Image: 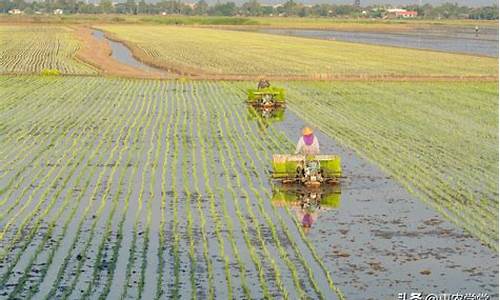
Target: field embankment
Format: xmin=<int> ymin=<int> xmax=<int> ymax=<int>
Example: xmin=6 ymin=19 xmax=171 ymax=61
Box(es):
xmin=98 ymin=25 xmax=498 ymax=78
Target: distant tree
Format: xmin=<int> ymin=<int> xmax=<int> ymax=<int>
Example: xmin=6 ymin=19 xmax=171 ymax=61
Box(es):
xmin=0 ymin=0 xmax=7 ymax=13
xmin=0 ymin=0 xmax=16 ymax=12
xmin=137 ymin=0 xmax=147 ymax=14
xmin=470 ymin=5 xmax=498 ymax=20
xmin=193 ymin=0 xmax=208 ymax=15
xmin=157 ymin=0 xmax=183 ymax=14
xmin=209 ymin=2 xmax=236 ymax=16
xmin=116 ymin=2 xmax=133 ymax=13
xmin=0 ymin=0 xmax=496 ymax=20
xmin=180 ymin=3 xmax=192 ymax=15
xmin=125 ymin=0 xmax=136 ymax=14
xmin=261 ymin=5 xmax=272 ymax=15
xmin=297 ymin=5 xmax=308 ymax=17
xmin=241 ymin=0 xmax=261 ymax=16
xmin=333 ymin=5 xmax=355 ymax=16
xmin=12 ymin=0 xmax=27 ymax=10
xmin=282 ymin=0 xmax=297 ymax=16
xmin=420 ymin=3 xmax=433 ymax=18
xmin=100 ymin=0 xmax=113 ymax=13
xmin=311 ymin=4 xmax=332 ymax=17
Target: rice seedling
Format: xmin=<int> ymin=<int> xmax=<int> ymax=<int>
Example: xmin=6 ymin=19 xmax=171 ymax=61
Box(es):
xmin=98 ymin=25 xmax=497 ymax=77
xmin=3 ymin=75 xmax=494 ymax=300
xmin=0 ymin=25 xmax=96 ymax=74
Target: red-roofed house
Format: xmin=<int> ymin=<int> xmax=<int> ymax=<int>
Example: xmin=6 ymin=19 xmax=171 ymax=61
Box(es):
xmin=386 ymin=8 xmax=418 ymax=18
xmin=395 ymin=10 xmax=418 ymax=18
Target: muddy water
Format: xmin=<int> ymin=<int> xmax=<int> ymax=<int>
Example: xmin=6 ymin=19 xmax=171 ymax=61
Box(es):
xmin=271 ymin=109 xmax=499 ymax=299
xmin=259 ymin=28 xmax=499 ymax=57
xmin=2 ymin=78 xmax=497 ymax=299
xmin=91 ymin=30 xmax=168 ymax=74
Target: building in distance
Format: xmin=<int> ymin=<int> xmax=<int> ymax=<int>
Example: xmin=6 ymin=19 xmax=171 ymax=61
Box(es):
xmin=386 ymin=8 xmax=418 ymax=18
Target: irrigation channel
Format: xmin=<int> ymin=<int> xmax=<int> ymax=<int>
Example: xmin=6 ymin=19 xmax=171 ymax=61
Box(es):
xmin=258 ymin=27 xmax=499 ymax=57
xmin=92 ymin=30 xmax=169 ymax=75
xmin=0 ymin=77 xmax=497 ymax=299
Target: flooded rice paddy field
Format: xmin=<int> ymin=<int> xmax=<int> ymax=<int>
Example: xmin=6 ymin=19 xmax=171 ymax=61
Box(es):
xmin=275 ymin=111 xmax=498 ymax=299
xmin=258 ymin=26 xmax=499 ymax=57
xmin=0 ymin=76 xmax=497 ymax=299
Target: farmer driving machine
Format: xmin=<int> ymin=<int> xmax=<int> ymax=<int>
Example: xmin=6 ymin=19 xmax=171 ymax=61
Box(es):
xmin=271 ymin=154 xmax=342 ymax=188
xmin=247 ymin=80 xmax=285 ymax=108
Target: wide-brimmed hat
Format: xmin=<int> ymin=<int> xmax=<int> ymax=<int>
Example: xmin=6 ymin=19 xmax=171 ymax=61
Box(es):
xmin=302 ymin=127 xmax=313 ymax=136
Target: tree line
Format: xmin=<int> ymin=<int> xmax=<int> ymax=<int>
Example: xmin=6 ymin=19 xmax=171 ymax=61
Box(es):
xmin=1 ymin=0 xmax=498 ymax=20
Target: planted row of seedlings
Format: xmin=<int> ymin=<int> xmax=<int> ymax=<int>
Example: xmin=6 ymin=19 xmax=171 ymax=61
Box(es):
xmin=0 ymin=26 xmax=96 ymax=75
xmin=99 ymin=25 xmax=498 ymax=78
xmin=220 ymin=81 xmax=345 ymax=299
xmin=0 ymin=78 xmax=111 ymax=231
xmin=204 ymin=81 xmax=344 ymax=299
xmin=0 ymin=77 xmax=117 ymax=254
xmin=279 ymin=81 xmax=498 ymax=250
xmin=0 ymin=77 xmax=137 ymax=298
xmin=0 ymin=76 xmax=344 ymax=299
xmin=204 ymin=83 xmax=288 ymax=298
xmin=0 ymin=77 xmax=101 ymax=199
xmin=208 ymin=83 xmax=304 ymax=298
xmin=70 ymin=80 xmax=161 ymax=299
xmin=192 ymin=84 xmax=246 ymax=299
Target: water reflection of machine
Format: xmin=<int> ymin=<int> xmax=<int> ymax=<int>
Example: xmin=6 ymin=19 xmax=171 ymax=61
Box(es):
xmin=246 ymin=81 xmax=286 ymax=128
xmin=272 ymin=185 xmax=341 ymax=233
xmin=247 ymin=105 xmax=285 ymax=123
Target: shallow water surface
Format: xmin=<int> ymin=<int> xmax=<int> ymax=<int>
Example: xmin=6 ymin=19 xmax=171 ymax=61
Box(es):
xmin=92 ymin=30 xmax=168 ymax=74
xmin=271 ymin=109 xmax=499 ymax=299
xmin=259 ymin=28 xmax=499 ymax=57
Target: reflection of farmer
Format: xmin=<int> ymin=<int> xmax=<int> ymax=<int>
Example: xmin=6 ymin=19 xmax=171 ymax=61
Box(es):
xmin=295 ymin=127 xmax=320 ymax=155
xmin=302 ymin=212 xmax=314 ymax=227
xmin=294 ymin=192 xmax=320 ymax=234
xmin=294 ymin=208 xmax=318 ymax=234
